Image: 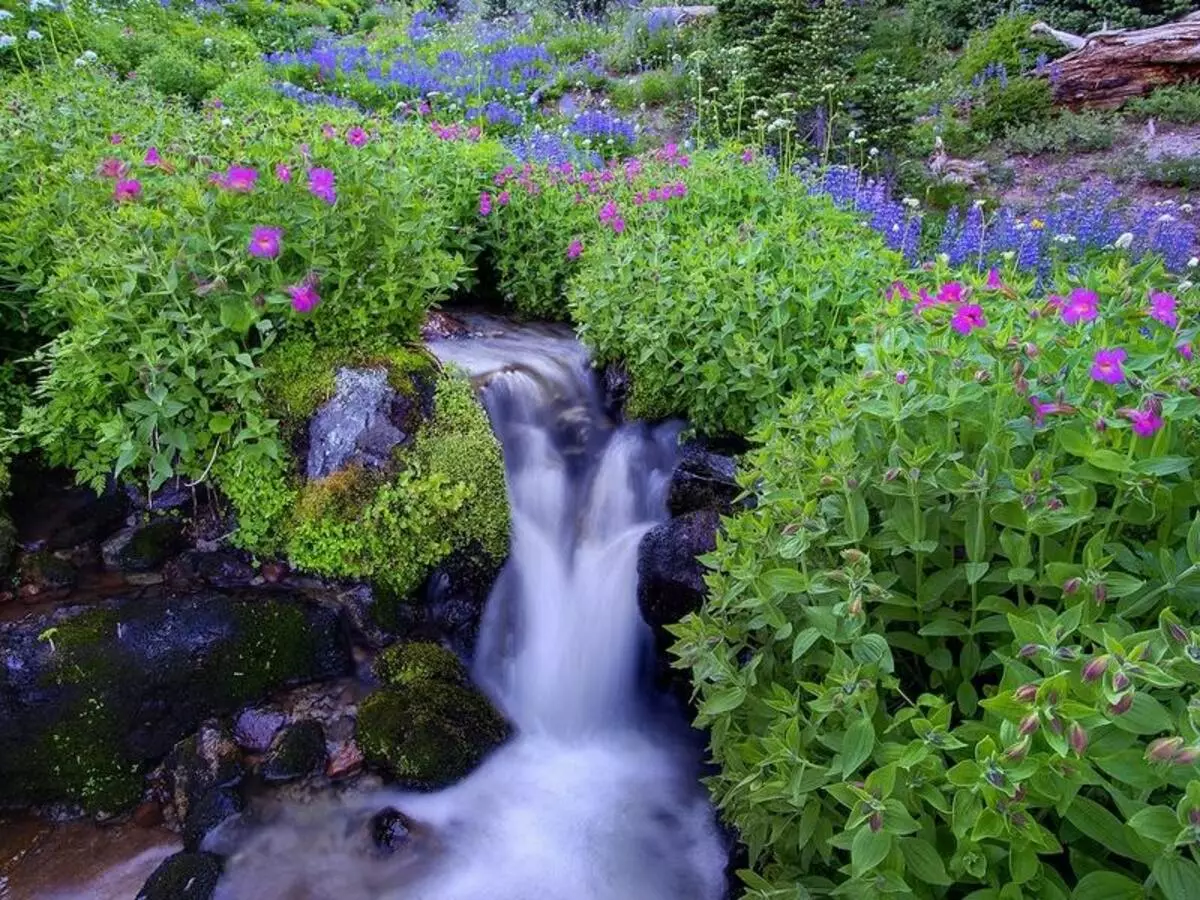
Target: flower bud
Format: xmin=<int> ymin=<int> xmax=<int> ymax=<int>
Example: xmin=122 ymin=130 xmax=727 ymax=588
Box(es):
xmin=1024 ymin=342 xmax=1039 ymax=359
xmin=1013 ymin=785 xmax=1026 ymax=803
xmin=884 ymin=467 xmax=900 ymax=482
xmin=986 ymin=767 xmax=1006 ymax=788
xmin=1169 ymin=623 xmax=1188 ymax=643
xmin=1093 ymin=583 xmax=1108 ymax=605
xmin=1019 ymin=643 xmax=1040 ymax=659
xmin=1113 ymin=671 xmax=1131 ymax=692
xmin=1174 ymin=748 xmax=1200 ymax=766
xmin=1054 ymin=647 xmax=1077 ymax=662
xmin=1063 ymin=577 xmax=1082 ymax=595
xmin=848 ymin=597 xmax=864 ymax=617
xmin=1015 ymin=377 xmax=1030 ymax=396
xmin=820 ymin=475 xmax=836 ymax=487
xmin=1049 ymin=715 xmax=1065 ymax=736
xmin=1095 ymin=418 xmax=1107 ymax=433
xmin=1014 ymin=683 xmax=1039 ymax=702
xmin=1110 ymin=693 xmax=1134 ymax=715
xmin=895 ymin=370 xmax=909 ymax=385
xmin=1147 ymin=737 xmax=1185 ymax=763
xmin=1004 ymin=738 xmax=1030 ymax=762
xmin=1190 ymin=808 xmax=1200 ymax=827
xmin=1046 ymin=498 xmax=1064 ymax=511
xmin=1081 ymin=655 xmax=1110 ymax=682
xmin=1011 ymin=812 xmax=1027 ymax=828
xmin=1019 ymin=713 xmax=1040 ymax=736
xmin=1069 ymin=722 xmax=1088 ymax=755
xmin=1012 ymin=360 xmax=1026 ymax=380
xmin=869 ymin=812 xmax=883 ymax=833
xmin=846 ymin=477 xmax=859 ymax=489
xmin=842 ymin=549 xmax=866 ymax=564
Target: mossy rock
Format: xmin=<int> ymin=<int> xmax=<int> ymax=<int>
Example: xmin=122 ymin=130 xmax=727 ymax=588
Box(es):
xmin=373 ymin=641 xmax=467 ymax=688
xmin=356 ymin=680 xmax=508 ymax=786
xmin=259 ymin=720 xmax=327 ymax=783
xmin=136 ymin=852 xmax=223 ymax=900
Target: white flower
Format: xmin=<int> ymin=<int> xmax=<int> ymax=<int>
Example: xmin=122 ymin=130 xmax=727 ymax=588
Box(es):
xmin=1159 ymin=213 xmax=1176 ymax=223
xmin=203 ymin=37 xmax=213 ymax=48
xmin=27 ymin=28 xmax=41 ymax=40
xmin=1189 ymin=257 xmax=1199 ymax=269
xmin=848 ymin=130 xmax=857 ymax=140
xmin=73 ymin=56 xmax=86 ymax=67
xmin=1054 ymin=233 xmax=1077 ymax=244
xmin=29 ymin=0 xmax=57 ymax=11
xmin=1002 ymin=251 xmax=1016 ymax=261
xmin=1114 ymin=232 xmax=1134 ymax=249
xmin=220 ymin=116 xmax=232 ymax=127
xmin=901 ymin=197 xmax=920 ymax=209
xmin=0 ymin=34 xmax=13 ymax=49
xmin=937 ymin=252 xmax=949 ymax=264
xmin=1181 ymin=280 xmax=1195 ymax=291
xmin=82 ymin=49 xmax=96 ymax=61
xmin=0 ymin=10 xmax=13 ymax=20
xmin=1181 ymin=203 xmax=1194 ymax=213
xmin=868 ymin=147 xmax=879 ymax=157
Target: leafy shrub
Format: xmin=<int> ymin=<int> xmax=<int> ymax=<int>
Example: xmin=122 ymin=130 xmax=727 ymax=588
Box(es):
xmin=969 ymin=76 xmax=1055 ymax=141
xmin=1031 ymin=0 xmax=1194 ymax=36
xmin=1006 ymin=110 xmax=1119 ymax=154
xmin=673 ymin=259 xmax=1200 ymax=897
xmin=1141 ymin=156 xmax=1200 ymax=190
xmin=906 ymin=0 xmax=1017 ymax=50
xmin=954 ymin=15 xmax=1059 ymax=82
xmin=1126 ymin=84 xmax=1200 ymax=124
xmin=141 ymin=47 xmax=226 ymax=104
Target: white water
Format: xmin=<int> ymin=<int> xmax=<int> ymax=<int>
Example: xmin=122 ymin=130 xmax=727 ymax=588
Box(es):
xmin=212 ymin=317 xmax=727 ymax=900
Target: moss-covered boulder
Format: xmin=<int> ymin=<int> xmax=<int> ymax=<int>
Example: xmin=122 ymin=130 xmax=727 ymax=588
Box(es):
xmin=136 ymin=852 xmax=223 ymax=900
xmin=0 ymin=591 xmax=351 ymax=813
xmin=357 ymin=641 xmax=507 ymax=786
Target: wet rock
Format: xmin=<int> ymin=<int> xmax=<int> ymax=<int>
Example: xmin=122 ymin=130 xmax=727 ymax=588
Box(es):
xmin=0 ymin=512 xmax=15 ymax=575
xmin=597 ymin=361 xmax=630 ymax=421
xmin=130 ymin=476 xmax=194 ymax=515
xmin=16 ymin=551 xmax=77 ymax=597
xmin=637 ymin=510 xmax=721 ymax=632
xmin=133 ymin=799 xmax=165 ymax=828
xmin=168 ymin=722 xmax=243 ymax=824
xmin=0 ymin=591 xmax=353 ymax=812
xmin=183 ymin=787 xmax=244 ymax=853
xmin=40 ymin=490 xmax=130 ymax=552
xmin=102 ymin=519 xmax=186 ymax=572
xmin=306 ymin=368 xmax=414 ymax=480
xmin=326 ymin=739 xmax=365 ymax=780
xmin=260 ymin=720 xmax=327 ymax=783
xmin=667 ymin=445 xmax=740 ymax=517
xmin=421 ymin=310 xmax=471 ymax=340
xmin=191 ymin=551 xmax=258 ymax=589
xmin=233 ymin=706 xmax=287 ymax=754
xmin=137 ymin=851 xmax=223 ymax=900
xmin=371 ymin=807 xmax=414 ymax=854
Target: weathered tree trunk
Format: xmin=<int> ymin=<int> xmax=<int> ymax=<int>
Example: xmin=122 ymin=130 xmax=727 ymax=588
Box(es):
xmin=1035 ymin=13 xmax=1200 ymax=109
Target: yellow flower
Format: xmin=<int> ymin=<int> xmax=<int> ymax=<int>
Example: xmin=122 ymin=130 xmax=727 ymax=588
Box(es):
xmin=1030 ymin=218 xmax=1046 ymax=230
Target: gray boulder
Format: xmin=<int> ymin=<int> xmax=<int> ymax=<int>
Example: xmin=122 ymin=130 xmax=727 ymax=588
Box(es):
xmin=637 ymin=510 xmax=721 ymax=633
xmin=306 ymin=368 xmax=413 ymax=480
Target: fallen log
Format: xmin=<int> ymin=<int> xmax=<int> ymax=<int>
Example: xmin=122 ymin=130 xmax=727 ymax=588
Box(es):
xmin=1033 ymin=13 xmax=1200 ymax=109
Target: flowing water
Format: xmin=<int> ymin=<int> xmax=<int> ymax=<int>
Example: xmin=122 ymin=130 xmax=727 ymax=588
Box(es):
xmin=210 ymin=317 xmax=728 ymax=899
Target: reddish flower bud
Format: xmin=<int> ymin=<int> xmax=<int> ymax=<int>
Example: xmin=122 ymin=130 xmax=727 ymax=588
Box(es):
xmin=1093 ymin=583 xmax=1108 ymax=605
xmin=1113 ymin=671 xmax=1131 ymax=692
xmin=1175 ymin=748 xmax=1200 ymax=766
xmin=1004 ymin=738 xmax=1030 ymax=762
xmin=1169 ymin=623 xmax=1188 ymax=643
xmin=1014 ymin=683 xmax=1039 ymax=703
xmin=884 ymin=467 xmax=900 ymax=482
xmin=1081 ymin=655 xmax=1110 ymax=683
xmin=1095 ymin=418 xmax=1107 ymax=433
xmin=1147 ymin=737 xmax=1185 ymax=762
xmin=1019 ymin=714 xmax=1040 ymax=736
xmin=1049 ymin=716 xmax=1065 ymax=736
xmin=1189 ymin=808 xmax=1200 ymax=827
xmin=1013 ymin=785 xmax=1027 ymax=803
xmin=1063 ymin=577 xmax=1082 ymax=595
xmin=869 ymin=812 xmax=883 ymax=833
xmin=1019 ymin=643 xmax=1040 ymax=659
xmin=1024 ymin=342 xmax=1039 ymax=358
xmin=1069 ymin=723 xmax=1088 ymax=756
xmin=1054 ymin=647 xmax=1078 ymax=662
xmin=848 ymin=597 xmax=864 ymax=617
xmin=1015 ymin=377 xmax=1030 ymax=396
xmin=1012 ymin=812 xmax=1027 ymax=828
xmin=1110 ymin=693 xmax=1134 ymax=715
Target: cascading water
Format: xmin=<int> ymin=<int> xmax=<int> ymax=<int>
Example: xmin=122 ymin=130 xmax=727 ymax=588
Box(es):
xmin=211 ymin=317 xmax=728 ymax=900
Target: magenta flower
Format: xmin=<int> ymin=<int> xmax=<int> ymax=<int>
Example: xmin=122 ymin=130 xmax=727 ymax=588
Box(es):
xmin=914 ymin=288 xmax=937 ymax=315
xmin=741 ymin=147 xmax=754 ymax=164
xmin=677 ymin=155 xmax=691 ymax=168
xmin=346 ymin=126 xmax=368 ymax=147
xmin=497 ymin=190 xmax=510 ymax=207
xmin=110 ymin=133 xmax=124 ymax=145
xmin=1061 ymin=288 xmax=1098 ymax=325
xmin=307 ymin=167 xmax=336 ymax=204
xmin=599 ymin=200 xmax=618 ymax=223
xmin=567 ymin=238 xmax=583 ymax=261
xmin=275 ymin=163 xmax=292 ymax=183
xmin=479 ymin=191 xmax=492 ymax=216
xmin=951 ymin=303 xmax=987 ymax=335
xmin=895 ymin=370 xmax=909 ymax=385
xmin=612 ymin=216 xmax=626 ymax=235
xmin=113 ymin=178 xmax=141 ymax=202
xmin=248 ymin=226 xmax=283 ymax=259
xmin=633 ymin=192 xmax=646 ymax=206
xmin=144 ymin=146 xmax=161 ymax=167
xmin=1120 ymin=406 xmax=1164 ymax=438
xmin=937 ymin=281 xmax=965 ymax=304
xmin=1149 ymin=291 xmax=1178 ymax=328
xmin=219 ymin=166 xmax=258 ymax=193
xmin=321 ymin=123 xmax=336 ymax=140
xmin=986 ymin=268 xmax=1003 ymax=290
xmin=886 ymin=281 xmax=912 ymax=302
xmin=1090 ymin=348 xmax=1127 ymax=385
xmin=287 ymin=276 xmax=321 ymax=313
xmin=98 ymin=157 xmax=129 ymax=179
xmin=672 ymin=182 xmax=688 ymax=198
xmin=1179 ymin=342 xmax=1194 ymax=362
xmin=1029 ymin=396 xmax=1075 ymax=427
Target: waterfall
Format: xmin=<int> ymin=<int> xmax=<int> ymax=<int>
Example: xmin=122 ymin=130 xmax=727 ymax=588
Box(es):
xmin=212 ymin=317 xmax=727 ymax=900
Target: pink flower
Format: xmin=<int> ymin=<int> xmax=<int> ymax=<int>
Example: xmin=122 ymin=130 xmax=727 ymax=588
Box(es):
xmin=1120 ymin=406 xmax=1164 ymax=438
xmin=275 ymin=163 xmax=292 ymax=183
xmin=1179 ymin=342 xmax=1194 ymax=362
xmin=886 ymin=281 xmax=912 ymax=302
xmin=741 ymin=147 xmax=754 ymax=164
xmin=219 ymin=166 xmax=258 ymax=193
xmin=346 ymin=126 xmax=368 ymax=147
xmin=113 ymin=178 xmax=141 ymax=202
xmin=98 ymin=157 xmax=129 ymax=179
xmin=937 ymin=281 xmax=965 ymax=304
xmin=248 ymin=226 xmax=283 ymax=259
xmin=914 ymin=288 xmax=937 ymax=314
xmin=321 ymin=123 xmax=336 ymax=140
xmin=1061 ymin=288 xmax=1098 ymax=325
xmin=1090 ymin=348 xmax=1127 ymax=384
xmin=611 ymin=216 xmax=626 ymax=235
xmin=307 ymin=167 xmax=336 ymax=204
xmin=895 ymin=370 xmax=909 ymax=385
xmin=497 ymin=191 xmax=510 ymax=207
xmin=110 ymin=133 xmax=123 ymax=145
xmin=479 ymin=191 xmax=492 ymax=216
xmin=1149 ymin=291 xmax=1178 ymax=328
xmin=567 ymin=239 xmax=583 ymax=261
xmin=599 ymin=200 xmax=618 ymax=223
xmin=672 ymin=182 xmax=687 ymax=198
xmin=677 ymin=155 xmax=691 ymax=168
xmin=144 ymin=146 xmax=162 ymax=167
xmin=287 ymin=276 xmax=321 ymax=313
xmin=951 ymin=303 xmax=987 ymax=335
xmin=1029 ymin=396 xmax=1075 ymax=427
xmin=986 ymin=268 xmax=1003 ymax=290
xmin=633 ymin=193 xmax=646 ymax=206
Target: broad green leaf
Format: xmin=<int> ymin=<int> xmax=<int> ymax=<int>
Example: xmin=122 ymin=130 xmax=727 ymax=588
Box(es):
xmin=1153 ymin=856 xmax=1200 ymax=900
xmin=1064 ymin=796 xmax=1146 ymax=863
xmin=850 ymin=826 xmax=891 ymax=877
xmin=791 ymin=627 xmax=821 ymax=662
xmin=1111 ymin=693 xmax=1172 ymax=735
xmin=899 ymin=837 xmax=950 ymax=886
xmin=842 ymin=718 xmax=875 ymax=777
xmin=1069 ymin=871 xmax=1145 ymax=900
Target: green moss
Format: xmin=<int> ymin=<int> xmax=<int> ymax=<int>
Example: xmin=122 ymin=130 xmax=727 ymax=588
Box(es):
xmin=356 ymin=680 xmax=508 ymax=785
xmin=214 ymin=447 xmax=299 ymax=556
xmin=216 ymin=602 xmax=323 ymax=705
xmin=374 ymin=641 xmax=467 ymax=688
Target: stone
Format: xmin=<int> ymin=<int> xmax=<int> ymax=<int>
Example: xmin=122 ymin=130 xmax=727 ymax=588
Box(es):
xmin=102 ymin=519 xmax=186 ymax=572
xmin=259 ymin=720 xmax=327 ymax=783
xmin=0 ymin=512 xmax=15 ymax=575
xmin=16 ymin=551 xmax=77 ymax=597
xmin=637 ymin=510 xmax=721 ymax=633
xmin=370 ymin=807 xmax=414 ymax=854
xmin=667 ymin=445 xmax=740 ymax=517
xmin=233 ymin=706 xmax=287 ymax=754
xmin=325 ymin=740 xmax=365 ymax=780
xmin=195 ymin=551 xmax=257 ymax=589
xmin=168 ymin=722 xmax=244 ymax=824
xmin=599 ymin=361 xmax=631 ymax=421
xmin=133 ymin=799 xmax=165 ymax=828
xmin=136 ymin=852 xmax=223 ymax=900
xmin=0 ymin=591 xmax=353 ymax=812
xmin=182 ymin=787 xmax=243 ymax=853
xmin=306 ymin=368 xmax=413 ymax=480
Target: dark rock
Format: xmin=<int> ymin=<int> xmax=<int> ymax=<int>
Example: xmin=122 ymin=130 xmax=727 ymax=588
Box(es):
xmin=16 ymin=551 xmax=77 ymax=597
xmin=137 ymin=851 xmax=223 ymax=900
xmin=233 ymin=706 xmax=287 ymax=754
xmin=371 ymin=807 xmax=414 ymax=854
xmin=260 ymin=720 xmax=327 ymax=783
xmin=168 ymin=722 xmax=244 ymax=824
xmin=130 ymin=477 xmax=194 ymax=515
xmin=0 ymin=512 xmax=16 ymax=575
xmin=103 ymin=519 xmax=186 ymax=572
xmin=667 ymin=445 xmax=740 ymax=517
xmin=0 ymin=590 xmax=353 ymax=812
xmin=599 ymin=362 xmax=630 ymax=420
xmin=20 ymin=481 xmax=130 ymax=552
xmin=325 ymin=739 xmax=365 ymax=780
xmin=260 ymin=560 xmax=288 ymax=583
xmin=133 ymin=799 xmax=165 ymax=828
xmin=194 ymin=551 xmax=257 ymax=589
xmin=306 ymin=368 xmax=414 ymax=480
xmin=637 ymin=510 xmax=721 ymax=633
xmin=182 ymin=787 xmax=243 ymax=852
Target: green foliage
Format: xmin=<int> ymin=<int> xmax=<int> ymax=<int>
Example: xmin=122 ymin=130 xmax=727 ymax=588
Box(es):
xmin=1140 ymin=156 xmax=1200 ymax=190
xmin=969 ymin=76 xmax=1055 ymax=142
xmin=905 ymin=0 xmax=1017 ymax=50
xmin=608 ymin=70 xmax=690 ymax=112
xmin=214 ymin=447 xmax=298 ymax=556
xmin=374 ymin=641 xmax=467 ymax=688
xmin=1126 ymin=84 xmax=1200 ymax=124
xmin=954 ymin=15 xmax=1057 ymax=82
xmin=1031 ymin=0 xmax=1194 ymax=35
xmin=1006 ymin=110 xmax=1119 ymax=155
xmin=672 ymin=259 xmax=1200 ymax=896
xmin=140 ymin=46 xmax=226 ymax=104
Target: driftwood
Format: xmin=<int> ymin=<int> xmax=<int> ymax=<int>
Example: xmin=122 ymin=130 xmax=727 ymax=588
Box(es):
xmin=1033 ymin=12 xmax=1200 ymax=109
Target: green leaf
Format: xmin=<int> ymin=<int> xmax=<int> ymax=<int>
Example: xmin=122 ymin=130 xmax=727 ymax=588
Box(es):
xmin=1057 ymin=427 xmax=1093 ymax=459
xmin=1009 ymin=842 xmax=1038 ymax=884
xmin=842 ymin=718 xmax=875 ymax=777
xmin=1111 ymin=692 xmax=1172 ymax=735
xmin=1133 ymin=456 xmax=1192 ymax=476
xmin=1089 ymin=449 xmax=1131 ymax=472
xmin=1126 ymin=807 xmax=1181 ymax=848
xmin=791 ymin=626 xmax=821 ymax=662
xmin=699 ymin=686 xmax=746 ymax=716
xmin=1188 ymin=515 xmax=1200 ymax=566
xmin=1064 ymin=796 xmax=1144 ymax=862
xmin=899 ymin=837 xmax=950 ymax=886
xmin=760 ymin=567 xmax=808 ymax=596
xmin=850 ymin=826 xmax=892 ymax=877
xmin=1069 ymin=872 xmax=1144 ymax=900
xmin=1153 ymin=856 xmax=1200 ymax=900
xmin=209 ymin=412 xmax=234 ymax=435
xmin=852 ymin=634 xmax=894 ymax=672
